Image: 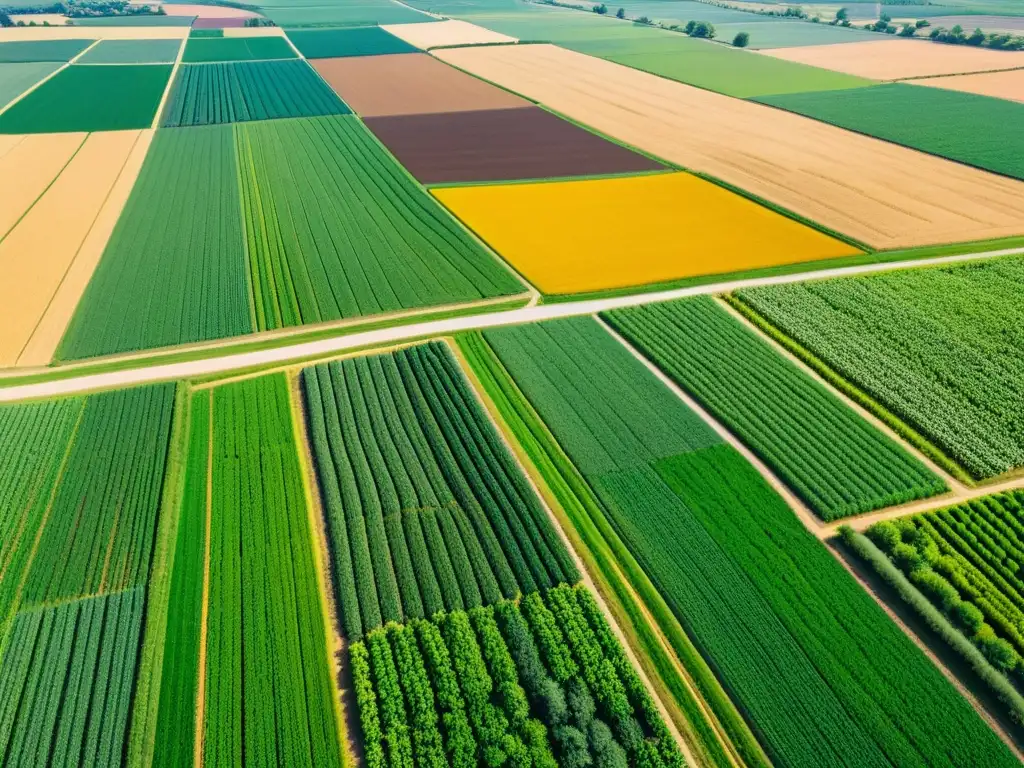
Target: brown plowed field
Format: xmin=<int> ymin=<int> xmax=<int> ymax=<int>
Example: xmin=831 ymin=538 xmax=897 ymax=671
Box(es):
xmin=312 ymin=52 xmax=529 ymax=117
xmin=434 ymin=44 xmax=1024 ymax=248
xmin=0 ymin=132 xmax=85 ymax=239
xmin=761 ymin=39 xmax=1024 ymax=80
xmin=0 ymin=129 xmax=142 ymax=367
xmin=365 ymin=105 xmax=664 ymax=184
xmin=915 ymin=68 xmax=1024 ymax=103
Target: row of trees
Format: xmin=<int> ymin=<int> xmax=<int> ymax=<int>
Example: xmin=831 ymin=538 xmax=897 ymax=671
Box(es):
xmin=591 ymin=3 xmax=750 ymax=45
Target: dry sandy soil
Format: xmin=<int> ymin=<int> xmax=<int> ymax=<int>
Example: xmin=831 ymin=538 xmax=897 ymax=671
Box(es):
xmin=0 ymin=129 xmax=149 ymax=367
xmin=381 ymin=19 xmax=516 ymax=49
xmin=0 ymin=27 xmax=187 ymax=40
xmin=761 ymin=39 xmax=1024 ymax=80
xmin=435 ymin=44 xmax=1024 ymax=249
xmin=313 ymin=52 xmax=529 ymax=117
xmin=162 ymin=3 xmax=257 ymax=17
xmin=914 ymin=68 xmax=1024 ymax=103
xmin=0 ymin=132 xmax=84 ymax=239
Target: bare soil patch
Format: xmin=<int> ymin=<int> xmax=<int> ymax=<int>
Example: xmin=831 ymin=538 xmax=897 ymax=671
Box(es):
xmin=435 ymin=44 xmax=1024 ymax=248
xmin=312 ymin=52 xmax=528 ymax=117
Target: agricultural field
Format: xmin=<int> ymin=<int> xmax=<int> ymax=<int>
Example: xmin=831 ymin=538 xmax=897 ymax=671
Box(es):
xmin=0 ymin=38 xmax=91 ymax=62
xmin=734 ymin=256 xmax=1024 ymax=480
xmin=0 ymin=61 xmax=60 ymax=108
xmin=435 ymin=43 xmax=1024 ymax=249
xmin=366 ymin=106 xmax=664 ymax=184
xmin=162 ymin=59 xmax=347 ymax=127
xmin=758 ymin=83 xmax=1024 ymax=181
xmin=845 ymin=491 xmax=1024 ymax=723
xmin=463 ymin=316 xmax=1019 ymax=766
xmin=916 ymin=68 xmax=1024 ymax=103
xmin=433 ymin=172 xmax=857 ymax=294
xmin=258 ymin=0 xmax=433 ymax=27
xmin=286 ymin=25 xmax=419 ymax=58
xmin=180 ymin=35 xmax=297 ymax=62
xmin=76 ymin=38 xmax=182 ymax=63
xmin=381 ymin=18 xmax=517 ymax=48
xmin=0 ymin=64 xmax=171 ymax=133
xmin=605 ymin=296 xmax=946 ymax=519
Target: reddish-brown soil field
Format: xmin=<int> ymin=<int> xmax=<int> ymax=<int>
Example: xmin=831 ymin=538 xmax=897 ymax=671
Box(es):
xmin=364 ymin=106 xmax=664 ymax=184
xmin=312 ymin=52 xmax=529 ymax=117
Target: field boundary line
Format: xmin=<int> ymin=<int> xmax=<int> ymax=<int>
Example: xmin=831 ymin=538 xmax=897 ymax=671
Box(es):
xmin=2 ymin=245 xmax=1021 ymax=402
xmin=448 ymin=336 xmax=700 ymax=768
xmin=0 ymin=38 xmax=100 ymax=117
xmin=152 ymin=35 xmax=186 ymax=129
xmin=898 ymin=64 xmax=1024 ymax=82
xmin=286 ymin=371 xmax=356 ymax=767
xmin=193 ymin=390 xmax=213 ymax=768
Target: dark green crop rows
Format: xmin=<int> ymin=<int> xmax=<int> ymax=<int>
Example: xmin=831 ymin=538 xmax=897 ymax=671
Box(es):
xmin=181 ymin=35 xmax=297 ymax=63
xmin=286 ymin=25 xmax=418 ymax=59
xmin=479 ymin=316 xmax=1017 ymax=767
xmin=162 ymin=59 xmax=347 ymax=126
xmin=351 ymin=584 xmax=682 ymax=768
xmin=302 ymin=342 xmax=577 ymax=641
xmin=606 ymin=297 xmax=945 ymax=520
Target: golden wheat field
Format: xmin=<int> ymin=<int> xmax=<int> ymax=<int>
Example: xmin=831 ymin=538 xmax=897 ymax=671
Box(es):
xmin=433 ymin=172 xmax=859 ymax=295
xmin=914 ymin=68 xmax=1024 ymax=103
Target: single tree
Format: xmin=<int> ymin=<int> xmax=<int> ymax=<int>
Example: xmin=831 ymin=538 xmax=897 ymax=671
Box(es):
xmin=732 ymin=31 xmax=750 ymax=46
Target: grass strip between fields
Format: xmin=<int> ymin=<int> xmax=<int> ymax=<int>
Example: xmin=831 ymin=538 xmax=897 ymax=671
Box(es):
xmin=455 ymin=331 xmax=769 ymax=768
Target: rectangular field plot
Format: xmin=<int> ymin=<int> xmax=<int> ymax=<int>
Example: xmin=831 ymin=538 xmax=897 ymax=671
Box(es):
xmin=263 ymin=0 xmax=432 ymax=26
xmin=605 ymin=296 xmax=945 ymax=520
xmin=465 ymin=317 xmax=1019 ymax=767
xmin=435 ymin=44 xmax=1024 ymax=249
xmin=236 ymin=115 xmax=524 ymax=329
xmin=846 ymin=492 xmax=1024 ymax=724
xmin=312 ymin=52 xmax=529 ymax=117
xmin=916 ymin=68 xmax=1024 ymax=104
xmin=301 ymin=343 xmax=577 ymax=640
xmin=762 ymin=38 xmax=1024 ymax=80
xmin=0 ymin=61 xmax=60 ymax=108
xmin=0 ymin=64 xmax=171 ymax=133
xmin=381 ymin=18 xmax=516 ymax=48
xmin=181 ymin=35 xmax=297 ymax=62
xmin=0 ymin=38 xmax=92 ymax=62
xmin=434 ymin=172 xmax=857 ymax=295
xmin=162 ymin=59 xmax=348 ymax=126
xmin=0 ymin=129 xmax=150 ymax=367
xmin=366 ymin=106 xmax=664 ymax=184
xmin=76 ymin=38 xmax=182 ymax=64
xmin=286 ymin=25 xmax=418 ymax=59
xmin=58 ymin=125 xmax=251 ymax=360
xmin=735 ymin=256 xmax=1024 ymax=481
xmin=757 ymin=83 xmax=1024 ymax=181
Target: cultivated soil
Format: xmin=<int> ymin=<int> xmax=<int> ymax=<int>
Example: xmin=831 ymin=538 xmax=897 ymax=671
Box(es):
xmin=762 ymin=38 xmax=1024 ymax=80
xmin=916 ymin=68 xmax=1024 ymax=103
xmin=435 ymin=44 xmax=1024 ymax=248
xmin=381 ymin=19 xmax=516 ymax=48
xmin=0 ymin=131 xmax=85 ymax=238
xmin=312 ymin=52 xmax=529 ymax=117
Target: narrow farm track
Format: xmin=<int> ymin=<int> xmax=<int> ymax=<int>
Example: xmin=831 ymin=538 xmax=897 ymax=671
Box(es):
xmin=2 ymin=246 xmax=1022 ymax=402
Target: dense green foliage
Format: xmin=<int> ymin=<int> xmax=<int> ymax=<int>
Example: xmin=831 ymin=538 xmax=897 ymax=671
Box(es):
xmin=204 ymin=374 xmax=342 ymax=767
xmin=181 ymin=35 xmax=297 ymax=63
xmin=0 ymin=63 xmax=171 ymax=132
xmin=238 ymin=116 xmax=521 ymax=330
xmin=0 ymin=589 xmax=146 ymax=767
xmin=606 ymin=297 xmax=945 ymax=519
xmin=59 ymin=125 xmax=252 ymax=360
xmin=302 ymin=341 xmax=577 ymax=640
xmin=0 ymin=38 xmax=90 ymax=62
xmin=349 ymin=586 xmax=682 ymax=768
xmin=484 ymin=316 xmax=1018 ymax=767
xmin=736 ymin=256 xmax=1024 ymax=479
xmin=77 ymin=38 xmax=181 ymax=63
xmin=285 ymin=25 xmax=418 ymax=58
xmin=152 ymin=390 xmax=210 ymax=768
xmin=162 ymin=59 xmax=347 ymax=127
xmin=757 ymin=83 xmax=1024 ymax=181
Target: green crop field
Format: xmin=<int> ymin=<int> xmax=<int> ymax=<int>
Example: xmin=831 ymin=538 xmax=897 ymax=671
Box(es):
xmin=0 ymin=38 xmax=92 ymax=62
xmin=237 ymin=115 xmax=524 ymax=329
xmin=181 ymin=35 xmax=298 ymax=63
xmin=469 ymin=316 xmax=1017 ymax=767
xmin=162 ymin=59 xmax=347 ymax=127
xmin=76 ymin=38 xmax=182 ymax=64
xmin=262 ymin=0 xmax=433 ymax=26
xmin=301 ymin=343 xmax=578 ymax=640
xmin=0 ymin=61 xmax=59 ymax=109
xmin=845 ymin=490 xmax=1024 ymax=722
xmin=735 ymin=256 xmax=1024 ymax=480
xmin=713 ymin=20 xmax=890 ymax=48
xmin=189 ymin=28 xmax=224 ymax=37
xmin=286 ymin=25 xmax=419 ymax=58
xmin=0 ymin=63 xmax=172 ymax=133
xmin=58 ymin=125 xmax=252 ymax=360
xmin=757 ymin=83 xmax=1024 ymax=181
xmin=605 ymin=297 xmax=945 ymax=520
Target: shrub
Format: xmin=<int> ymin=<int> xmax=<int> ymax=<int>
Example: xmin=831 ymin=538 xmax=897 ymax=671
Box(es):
xmin=954 ymin=601 xmax=985 ymax=634
xmin=867 ymin=520 xmax=901 ymax=552
xmin=909 ymin=567 xmax=960 ymax=611
xmin=593 ymin=3 xmax=607 ymax=13
xmin=686 ymin=20 xmax=715 ymax=38
xmin=732 ymin=31 xmax=749 ymax=46
xmin=615 ymin=7 xmax=624 ymax=18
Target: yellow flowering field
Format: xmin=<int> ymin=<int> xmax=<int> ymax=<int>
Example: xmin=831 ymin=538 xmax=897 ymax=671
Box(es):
xmin=433 ymin=172 xmax=859 ymax=295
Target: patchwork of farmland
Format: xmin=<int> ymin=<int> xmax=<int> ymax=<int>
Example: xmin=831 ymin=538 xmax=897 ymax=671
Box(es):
xmin=287 ymin=25 xmax=419 ymax=59
xmin=605 ymin=297 xmax=946 ymax=520
xmin=180 ymin=34 xmax=297 ymax=62
xmin=462 ymin=317 xmax=1018 ymax=766
xmin=735 ymin=256 xmax=1024 ymax=480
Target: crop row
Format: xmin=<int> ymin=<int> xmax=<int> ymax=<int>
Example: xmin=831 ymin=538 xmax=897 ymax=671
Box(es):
xmin=735 ymin=256 xmax=1024 ymax=480
xmin=302 ymin=342 xmax=577 ymax=641
xmin=351 ymin=584 xmax=682 ymax=768
xmin=605 ymin=297 xmax=945 ymax=520
xmin=479 ymin=317 xmax=1017 ymax=767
